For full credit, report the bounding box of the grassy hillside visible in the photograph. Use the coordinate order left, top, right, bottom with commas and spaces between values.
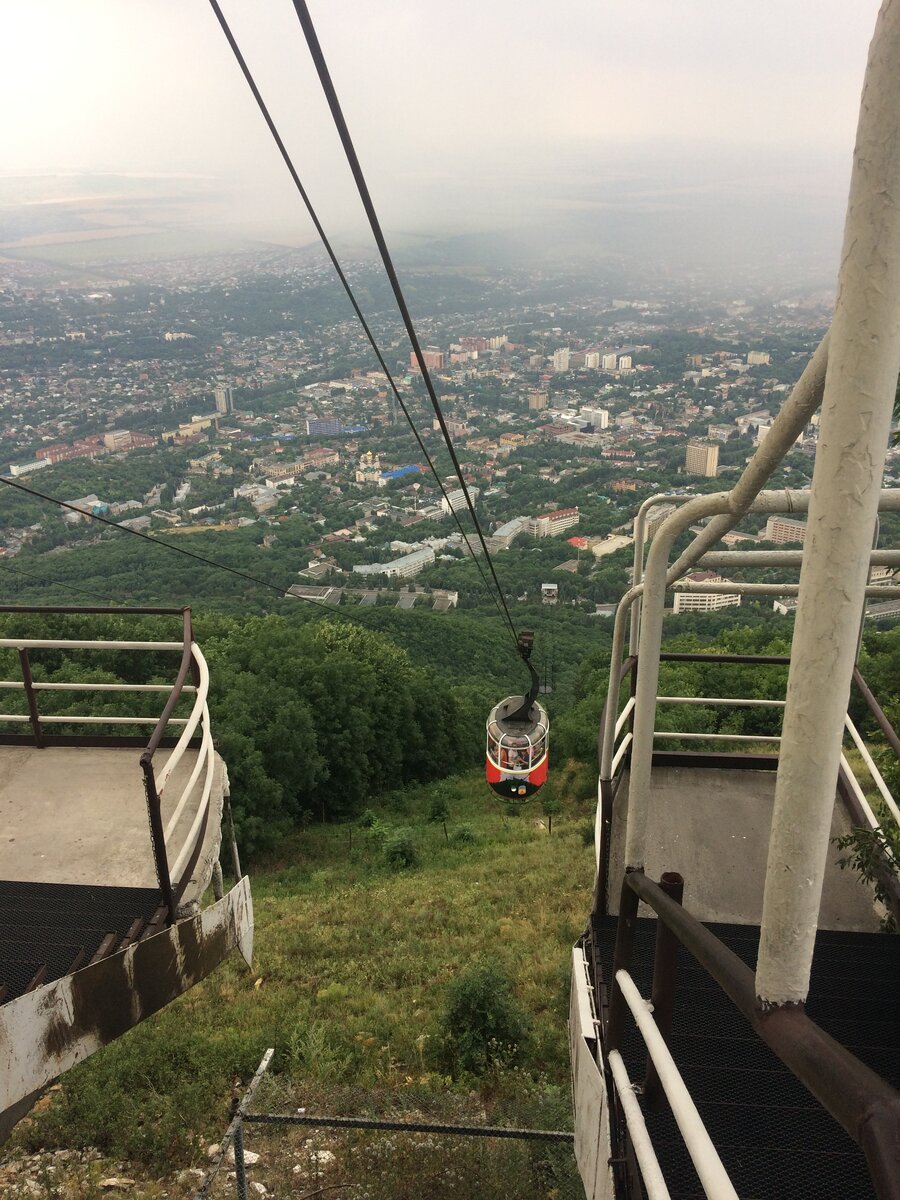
11, 768, 596, 1188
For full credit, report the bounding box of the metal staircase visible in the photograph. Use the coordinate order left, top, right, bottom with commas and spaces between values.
587, 916, 899, 1200
0, 881, 165, 1004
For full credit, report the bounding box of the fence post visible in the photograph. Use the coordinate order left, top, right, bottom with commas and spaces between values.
140, 759, 177, 924
233, 1118, 248, 1200
606, 872, 641, 1051
644, 871, 684, 1108
18, 648, 44, 748
192, 1049, 273, 1200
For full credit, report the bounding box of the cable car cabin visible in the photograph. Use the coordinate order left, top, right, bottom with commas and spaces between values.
486, 696, 549, 799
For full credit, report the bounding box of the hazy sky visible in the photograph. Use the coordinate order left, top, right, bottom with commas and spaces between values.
0, 1, 885, 240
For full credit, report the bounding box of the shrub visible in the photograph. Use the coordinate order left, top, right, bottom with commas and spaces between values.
358, 808, 378, 828
451, 823, 477, 846
835, 822, 900, 932
439, 960, 529, 1075
384, 829, 420, 870
578, 820, 595, 847
428, 791, 451, 823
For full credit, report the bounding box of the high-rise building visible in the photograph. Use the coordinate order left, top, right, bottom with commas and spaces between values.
618, 354, 633, 370
580, 406, 609, 429
747, 351, 771, 366
601, 353, 618, 370
441, 486, 480, 514
552, 348, 570, 373
214, 384, 234, 414
584, 352, 600, 369
764, 515, 808, 545
673, 572, 742, 613
526, 507, 580, 538
528, 389, 549, 411
305, 417, 342, 436
685, 439, 719, 477
412, 349, 445, 370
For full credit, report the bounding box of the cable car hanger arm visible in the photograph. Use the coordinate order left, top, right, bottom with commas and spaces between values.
507, 632, 540, 723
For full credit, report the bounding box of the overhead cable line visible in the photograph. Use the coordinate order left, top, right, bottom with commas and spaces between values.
205, 0, 512, 637
287, 0, 520, 649
0, 476, 347, 615
1, 560, 113, 604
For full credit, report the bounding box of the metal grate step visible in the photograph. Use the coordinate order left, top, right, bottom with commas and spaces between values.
0, 880, 161, 1004
593, 915, 899, 1200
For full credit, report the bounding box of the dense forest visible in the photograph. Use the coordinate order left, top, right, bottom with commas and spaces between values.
1, 603, 896, 859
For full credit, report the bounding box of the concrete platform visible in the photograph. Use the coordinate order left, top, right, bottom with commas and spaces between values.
0, 745, 226, 913
607, 766, 881, 931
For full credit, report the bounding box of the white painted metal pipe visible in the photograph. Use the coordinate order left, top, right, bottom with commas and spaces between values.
653, 732, 781, 744
757, 0, 900, 1007
615, 695, 637, 737
623, 489, 899, 872
698, 550, 900, 568
0, 639, 183, 651
169, 704, 216, 883
667, 335, 829, 585
607, 1050, 672, 1200
657, 696, 786, 708
0, 715, 188, 725
156, 645, 209, 795
615, 971, 739, 1200
611, 732, 633, 776
844, 716, 900, 827
840, 752, 881, 831
672, 582, 898, 598
631, 494, 692, 653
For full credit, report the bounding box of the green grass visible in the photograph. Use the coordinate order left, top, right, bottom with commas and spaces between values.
12, 768, 596, 1175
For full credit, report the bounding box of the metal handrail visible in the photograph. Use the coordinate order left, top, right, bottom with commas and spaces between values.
0, 715, 188, 726
852, 665, 900, 758
614, 969, 739, 1200
0, 605, 210, 924
153, 644, 209, 796
0, 605, 186, 615
606, 1050, 672, 1200
169, 701, 215, 884
140, 608, 195, 767
844, 714, 900, 826
614, 871, 900, 1200
0, 681, 196, 693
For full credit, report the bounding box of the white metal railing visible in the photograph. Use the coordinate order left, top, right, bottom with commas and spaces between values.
840, 753, 882, 831
599, 489, 900, 784
614, 970, 739, 1200
607, 1050, 672, 1200
0, 635, 191, 731
0, 627, 217, 903
843, 714, 900, 828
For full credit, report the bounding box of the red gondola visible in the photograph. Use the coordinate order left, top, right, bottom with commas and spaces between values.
485, 632, 549, 799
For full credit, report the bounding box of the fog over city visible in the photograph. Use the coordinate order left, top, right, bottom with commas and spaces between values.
0, 0, 885, 278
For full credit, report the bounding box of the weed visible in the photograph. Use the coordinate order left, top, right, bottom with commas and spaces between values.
384, 829, 420, 870
451, 824, 477, 846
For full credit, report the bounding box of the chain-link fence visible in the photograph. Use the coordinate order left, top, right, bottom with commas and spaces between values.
196, 1050, 584, 1200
